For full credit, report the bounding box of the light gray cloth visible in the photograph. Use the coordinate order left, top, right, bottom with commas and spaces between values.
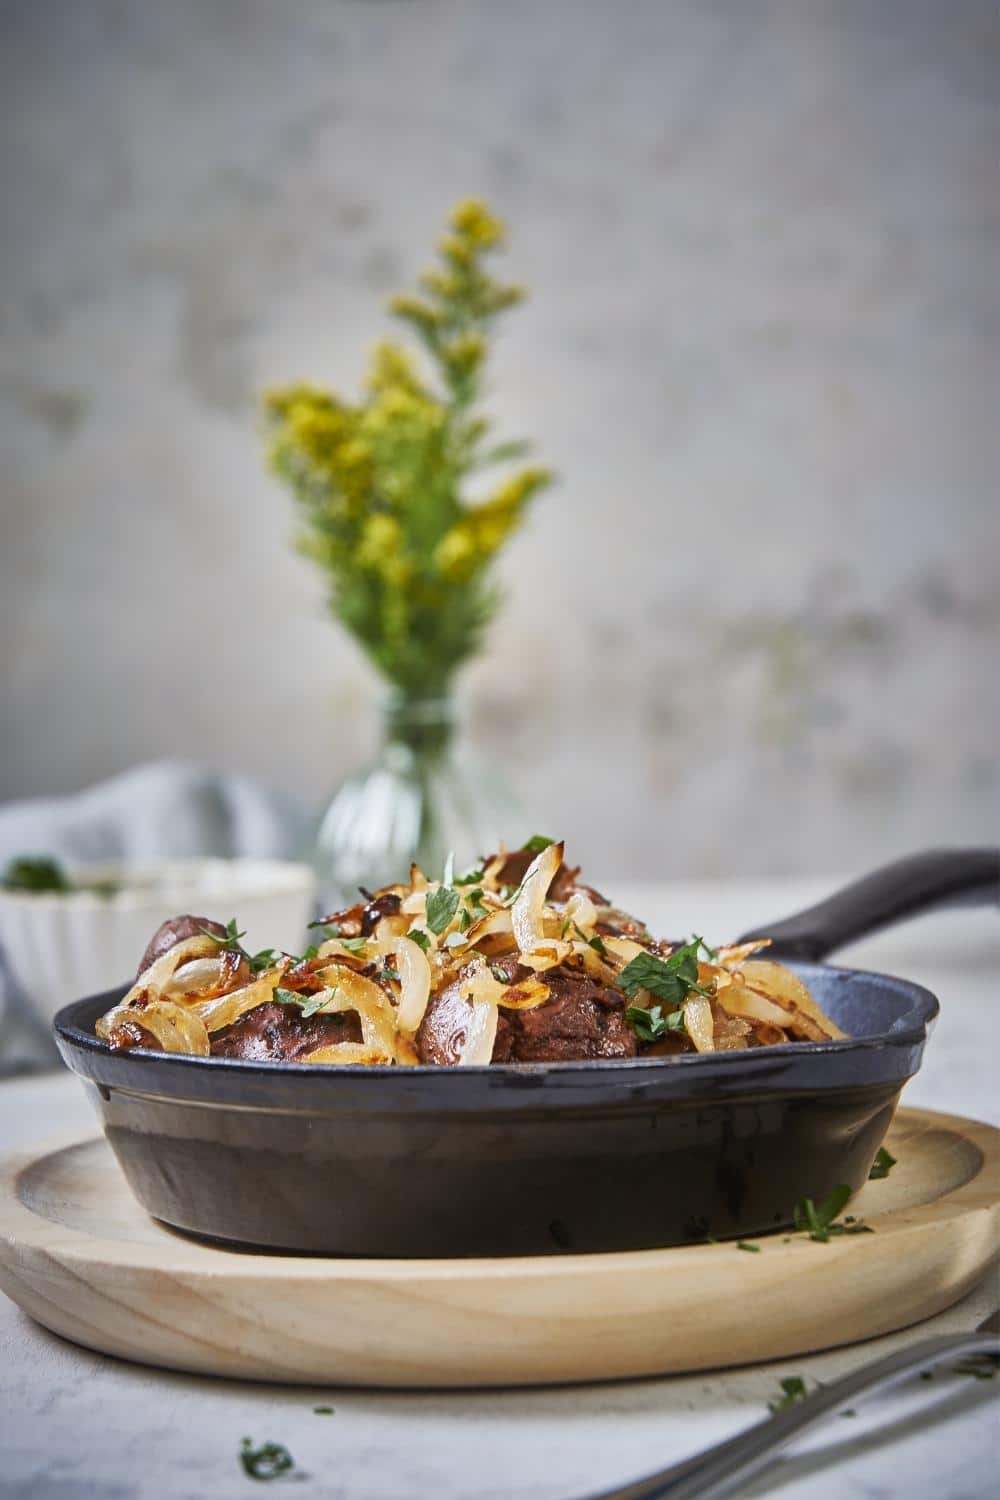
0, 762, 309, 1072
0, 760, 308, 866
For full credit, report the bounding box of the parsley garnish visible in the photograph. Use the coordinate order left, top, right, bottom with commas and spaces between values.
338, 935, 369, 953
793, 1185, 873, 1242
618, 938, 712, 1007
381, 967, 401, 983
769, 1376, 807, 1413
426, 885, 459, 934
489, 962, 511, 983
275, 987, 333, 1019
408, 928, 430, 953
868, 1146, 897, 1180
521, 834, 555, 853
247, 948, 279, 974
454, 866, 485, 887
239, 1438, 296, 1480
313, 1405, 334, 1415
199, 918, 245, 949
458, 906, 473, 932
587, 933, 607, 957
3, 855, 72, 893
624, 1004, 686, 1042
301, 945, 318, 961
737, 1240, 761, 1253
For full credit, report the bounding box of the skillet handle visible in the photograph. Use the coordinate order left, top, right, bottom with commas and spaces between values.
740, 848, 1000, 962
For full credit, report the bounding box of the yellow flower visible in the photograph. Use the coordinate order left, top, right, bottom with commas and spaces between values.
356, 513, 402, 569
450, 199, 505, 249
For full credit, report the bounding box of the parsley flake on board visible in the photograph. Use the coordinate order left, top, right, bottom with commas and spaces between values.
868, 1146, 897, 1180
624, 1004, 686, 1042
275, 988, 333, 1019
793, 1185, 873, 1242
769, 1376, 808, 1413
426, 885, 460, 934
617, 939, 712, 1008
239, 1438, 296, 1481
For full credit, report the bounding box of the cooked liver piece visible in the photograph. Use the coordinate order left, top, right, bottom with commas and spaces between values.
209, 1000, 362, 1061
137, 914, 227, 976
417, 960, 638, 1065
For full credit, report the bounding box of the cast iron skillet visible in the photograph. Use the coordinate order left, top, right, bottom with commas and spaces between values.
54, 848, 997, 1257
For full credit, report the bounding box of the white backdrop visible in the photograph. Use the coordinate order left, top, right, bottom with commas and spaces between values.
2, 0, 997, 877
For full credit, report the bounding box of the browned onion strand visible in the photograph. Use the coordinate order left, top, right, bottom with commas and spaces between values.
95, 843, 846, 1063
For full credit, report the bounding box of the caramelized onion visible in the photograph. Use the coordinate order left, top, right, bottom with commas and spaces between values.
394, 935, 432, 1033
511, 840, 564, 956
456, 998, 499, 1065
97, 999, 210, 1056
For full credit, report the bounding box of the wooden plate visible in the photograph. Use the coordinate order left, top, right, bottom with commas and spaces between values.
0, 1107, 997, 1388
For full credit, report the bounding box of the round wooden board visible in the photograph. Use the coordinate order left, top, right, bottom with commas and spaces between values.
0, 1107, 997, 1388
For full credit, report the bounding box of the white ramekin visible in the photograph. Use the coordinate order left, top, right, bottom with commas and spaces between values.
0, 858, 316, 1028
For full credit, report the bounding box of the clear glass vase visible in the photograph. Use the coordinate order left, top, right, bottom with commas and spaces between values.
312, 691, 515, 913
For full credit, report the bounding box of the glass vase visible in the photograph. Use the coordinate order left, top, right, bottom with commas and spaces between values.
312, 691, 515, 913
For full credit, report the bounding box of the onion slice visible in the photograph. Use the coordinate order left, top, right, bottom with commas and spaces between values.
511, 840, 564, 956
456, 998, 499, 1065
195, 965, 288, 1033
394, 935, 432, 1034
97, 999, 210, 1056
683, 993, 715, 1052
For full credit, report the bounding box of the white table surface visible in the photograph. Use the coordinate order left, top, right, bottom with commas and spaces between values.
1, 879, 997, 1500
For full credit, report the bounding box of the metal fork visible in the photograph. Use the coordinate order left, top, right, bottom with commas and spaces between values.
581, 1311, 1000, 1500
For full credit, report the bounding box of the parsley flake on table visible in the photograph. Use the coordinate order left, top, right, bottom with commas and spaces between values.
769, 1376, 808, 1413
426, 885, 459, 934
868, 1146, 897, 1180
737, 1240, 761, 1253
793, 1185, 873, 1242
239, 1438, 296, 1480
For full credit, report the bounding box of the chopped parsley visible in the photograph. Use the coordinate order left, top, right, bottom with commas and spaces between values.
337, 935, 369, 953
587, 933, 607, 957
737, 1240, 761, 1253
522, 834, 555, 853
275, 987, 333, 1019
868, 1146, 897, 1180
247, 948, 280, 974
407, 928, 430, 953
313, 1405, 334, 1415
426, 885, 459, 934
793, 1185, 873, 1242
624, 1004, 686, 1042
454, 866, 485, 887
199, 918, 246, 949
381, 967, 401, 983
3, 855, 72, 893
769, 1376, 808, 1413
489, 962, 512, 983
239, 1438, 296, 1480
618, 938, 712, 1007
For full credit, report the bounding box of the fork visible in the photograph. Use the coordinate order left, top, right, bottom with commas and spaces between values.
581, 1311, 1000, 1500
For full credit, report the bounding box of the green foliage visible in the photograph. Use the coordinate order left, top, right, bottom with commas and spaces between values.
262, 200, 553, 696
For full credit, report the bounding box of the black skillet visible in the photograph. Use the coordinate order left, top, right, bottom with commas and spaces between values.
53, 848, 997, 1257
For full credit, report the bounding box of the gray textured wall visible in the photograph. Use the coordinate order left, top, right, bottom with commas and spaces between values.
2, 0, 998, 877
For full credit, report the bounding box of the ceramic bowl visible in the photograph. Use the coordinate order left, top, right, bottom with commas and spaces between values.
1, 858, 315, 1028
